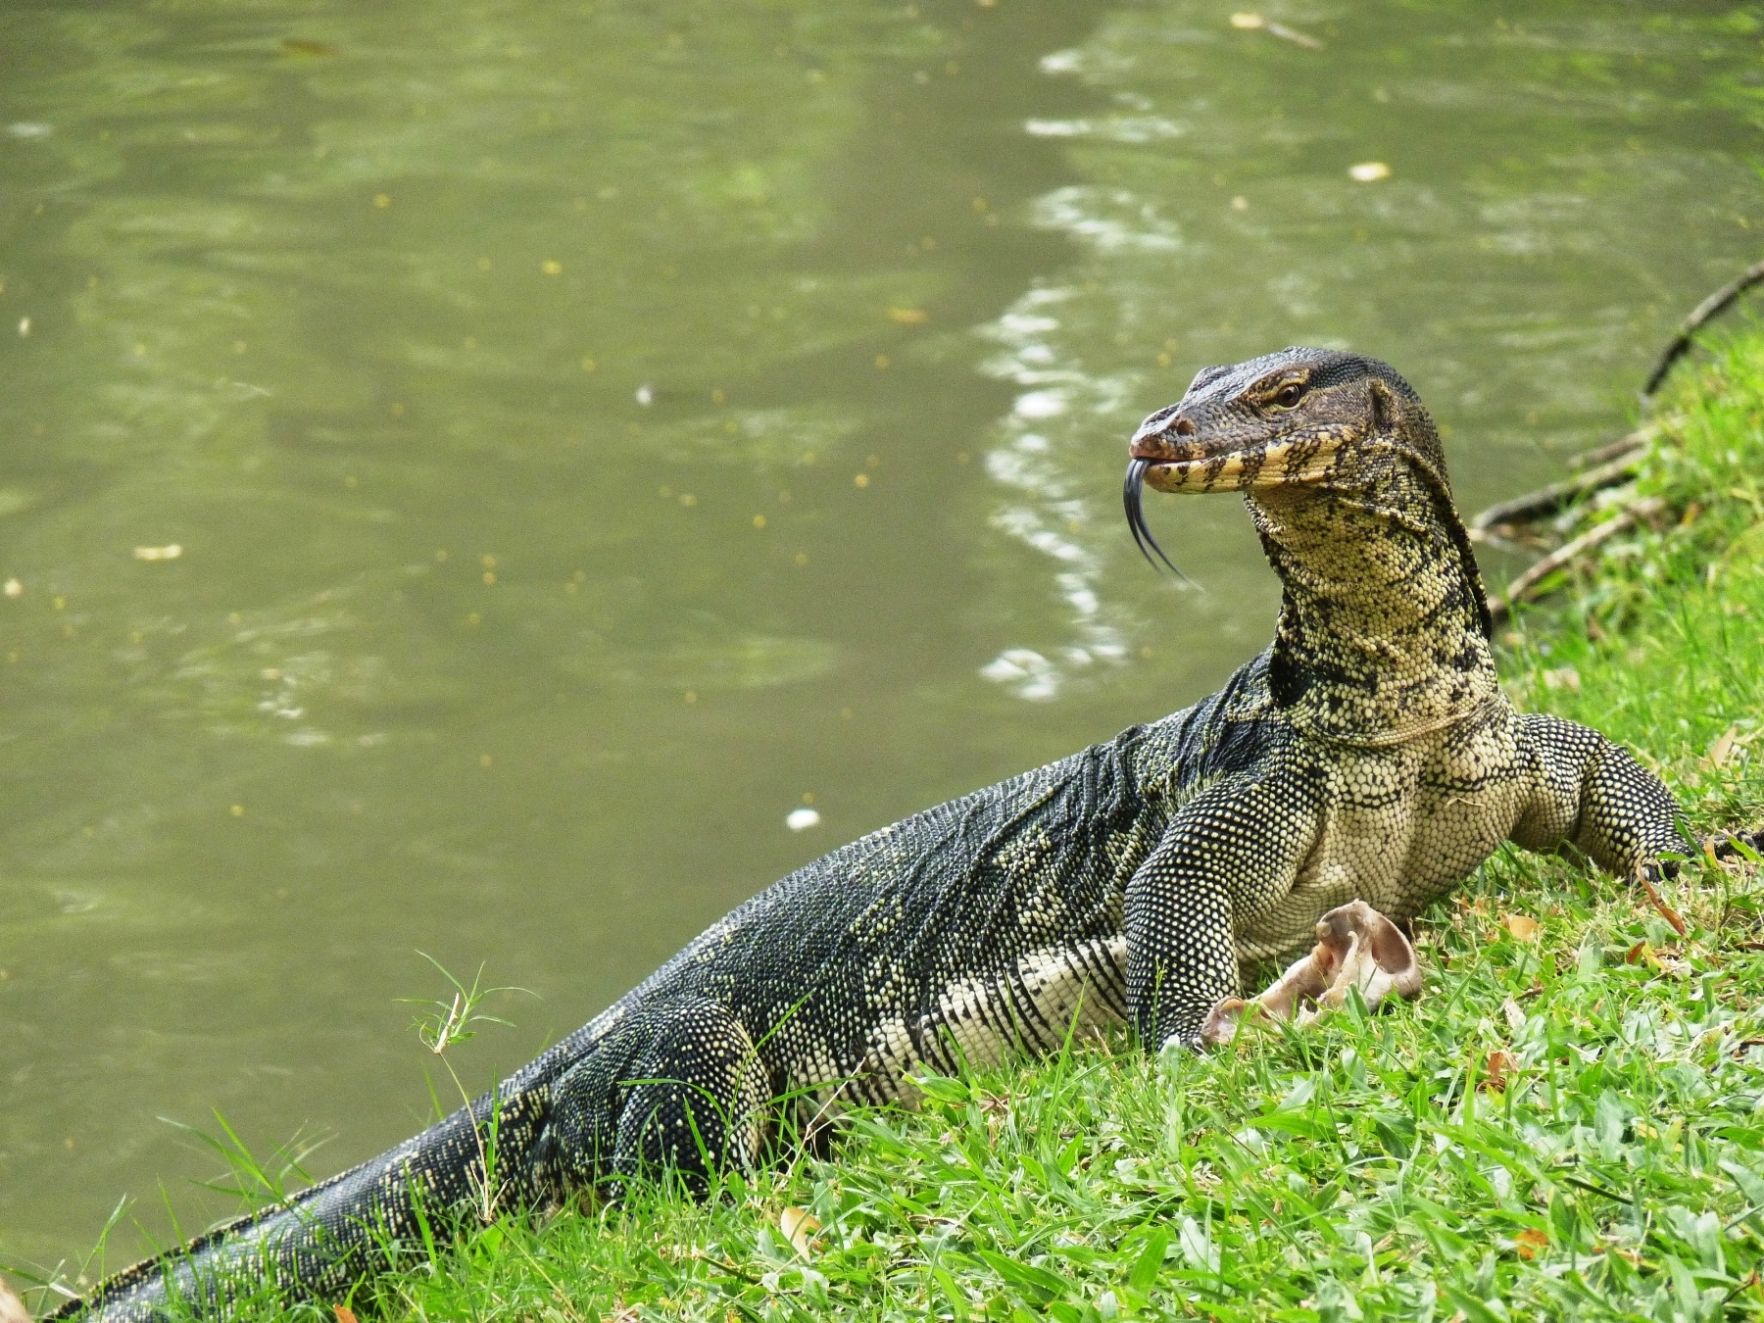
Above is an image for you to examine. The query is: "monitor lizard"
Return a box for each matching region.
[49,346,1754,1320]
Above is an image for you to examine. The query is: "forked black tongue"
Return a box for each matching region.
[1123,457,1189,581]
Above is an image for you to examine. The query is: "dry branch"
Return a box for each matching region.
[1471,257,1761,618]
[1640,256,1764,406]
[1469,448,1647,534]
[1485,497,1665,626]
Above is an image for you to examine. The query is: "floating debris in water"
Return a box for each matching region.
[1229,13,1324,48]
[1348,161,1392,182]
[785,807,821,832]
[132,544,183,562]
[280,38,341,57]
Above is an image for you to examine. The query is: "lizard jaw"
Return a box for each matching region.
[1128,436,1342,494]
[1124,431,1346,576]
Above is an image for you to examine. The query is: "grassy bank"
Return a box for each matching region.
[45,330,1764,1321]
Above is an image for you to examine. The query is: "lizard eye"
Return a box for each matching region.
[1271,382,1306,409]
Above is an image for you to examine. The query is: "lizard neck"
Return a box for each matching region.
[1247,458,1499,744]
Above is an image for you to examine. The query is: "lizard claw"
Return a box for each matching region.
[1200,900,1422,1046]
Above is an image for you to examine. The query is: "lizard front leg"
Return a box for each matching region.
[1509,713,1689,873]
[1511,712,1763,884]
[1126,772,1319,1051]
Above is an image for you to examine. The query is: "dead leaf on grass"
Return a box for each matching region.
[1481,1050,1515,1093]
[780,1205,821,1258]
[1635,871,1688,936]
[1626,940,1662,971]
[1513,1227,1549,1260]
[1500,913,1541,943]
[1705,722,1749,769]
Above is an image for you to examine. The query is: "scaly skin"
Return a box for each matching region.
[49,347,1745,1320]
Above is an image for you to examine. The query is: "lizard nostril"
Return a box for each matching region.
[1172,416,1195,437]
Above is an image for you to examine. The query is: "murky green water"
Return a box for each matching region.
[2,0,1759,1281]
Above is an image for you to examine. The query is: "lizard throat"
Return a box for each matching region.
[1248,470,1499,742]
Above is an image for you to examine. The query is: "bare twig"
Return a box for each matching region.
[1469,449,1646,533]
[1471,260,1762,623]
[1486,497,1665,625]
[1569,423,1658,472]
[1478,258,1762,541]
[1640,256,1764,406]
[1466,523,1550,555]
[1635,867,1689,937]
[1467,423,1662,544]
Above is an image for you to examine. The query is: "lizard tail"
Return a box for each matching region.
[46,1083,551,1321]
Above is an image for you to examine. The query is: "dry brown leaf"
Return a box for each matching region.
[331,1307,360,1323]
[780,1205,821,1258]
[1500,913,1541,943]
[1513,1227,1549,1260]
[1708,723,1743,768]
[1625,940,1687,978]
[1480,1050,1515,1093]
[1636,872,1688,936]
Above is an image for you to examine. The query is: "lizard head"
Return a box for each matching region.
[1122,346,1448,572]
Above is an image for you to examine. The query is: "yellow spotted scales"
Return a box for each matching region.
[53,348,1756,1320]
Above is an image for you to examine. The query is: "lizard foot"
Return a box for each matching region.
[1200,899,1422,1046]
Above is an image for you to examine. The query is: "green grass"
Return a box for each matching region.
[36,330,1764,1321]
